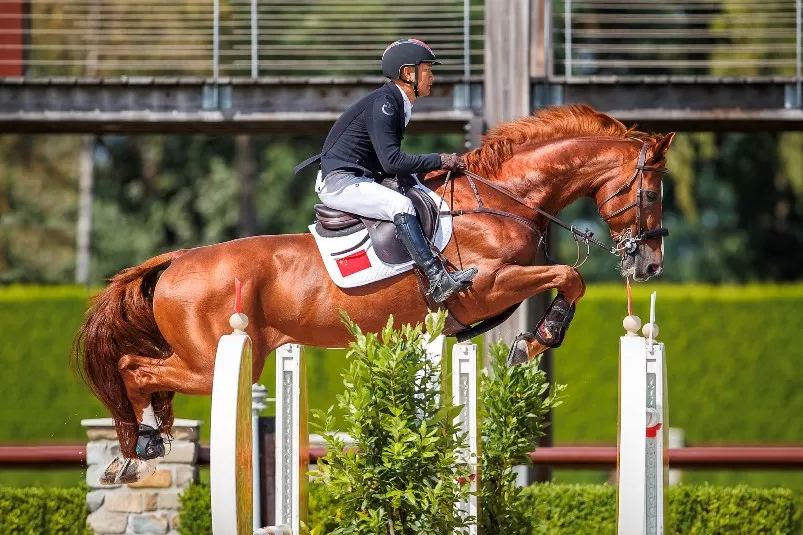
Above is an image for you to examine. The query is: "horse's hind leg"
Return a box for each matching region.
[100,353,213,485]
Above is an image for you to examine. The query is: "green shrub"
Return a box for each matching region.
[480,341,563,534]
[310,311,472,535]
[0,485,89,535]
[308,478,342,534]
[178,482,212,535]
[181,481,803,535]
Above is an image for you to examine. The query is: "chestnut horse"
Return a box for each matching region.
[73,104,674,484]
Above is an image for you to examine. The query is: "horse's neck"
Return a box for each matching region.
[497,143,611,217]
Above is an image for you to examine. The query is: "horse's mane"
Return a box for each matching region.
[463,104,651,176]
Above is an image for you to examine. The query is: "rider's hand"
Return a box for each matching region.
[440,153,466,172]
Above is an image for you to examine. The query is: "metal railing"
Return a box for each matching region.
[2,1,802,106]
[554,0,803,88]
[0,0,484,78]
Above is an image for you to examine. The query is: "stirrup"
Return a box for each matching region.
[450,267,478,285]
[533,293,576,348]
[135,424,165,460]
[426,270,473,303]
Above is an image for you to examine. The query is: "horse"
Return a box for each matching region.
[72,104,674,484]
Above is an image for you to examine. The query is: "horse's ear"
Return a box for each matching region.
[649,132,675,163]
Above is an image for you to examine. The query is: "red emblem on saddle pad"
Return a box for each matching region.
[336,250,372,277]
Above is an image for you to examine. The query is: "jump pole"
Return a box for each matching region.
[617,290,668,535]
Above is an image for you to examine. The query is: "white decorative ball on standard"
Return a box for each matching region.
[642,322,659,339]
[623,315,642,336]
[229,312,249,333]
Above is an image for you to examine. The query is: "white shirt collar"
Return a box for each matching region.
[393,83,413,127]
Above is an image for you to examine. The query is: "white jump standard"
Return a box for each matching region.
[273,343,308,533]
[617,291,668,535]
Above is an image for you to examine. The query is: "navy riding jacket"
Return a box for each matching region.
[297,83,442,179]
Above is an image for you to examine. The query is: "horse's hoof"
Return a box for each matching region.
[98,456,159,485]
[98,456,125,485]
[507,334,532,366]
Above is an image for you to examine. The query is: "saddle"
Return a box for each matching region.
[313,175,441,265]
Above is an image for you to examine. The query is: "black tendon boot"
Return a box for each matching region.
[394,213,477,302]
[136,424,165,460]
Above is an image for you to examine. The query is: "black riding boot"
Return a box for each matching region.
[394,213,477,303]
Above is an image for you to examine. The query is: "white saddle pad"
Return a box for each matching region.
[309,185,453,289]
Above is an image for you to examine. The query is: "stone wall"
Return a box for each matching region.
[82,418,202,535]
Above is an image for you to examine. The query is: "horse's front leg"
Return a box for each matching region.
[486,263,586,364]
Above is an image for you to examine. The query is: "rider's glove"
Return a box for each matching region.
[439,153,467,172]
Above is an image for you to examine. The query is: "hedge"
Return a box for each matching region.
[3,482,797,535]
[0,485,89,535]
[177,481,803,534]
[1,284,802,490]
[523,483,802,534]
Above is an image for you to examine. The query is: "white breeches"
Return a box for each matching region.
[316,170,416,222]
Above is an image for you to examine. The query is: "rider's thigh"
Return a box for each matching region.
[319,175,415,221]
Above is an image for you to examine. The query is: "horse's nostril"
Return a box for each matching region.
[647,263,661,275]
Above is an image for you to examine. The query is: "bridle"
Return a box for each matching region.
[438,139,669,266]
[597,141,669,255]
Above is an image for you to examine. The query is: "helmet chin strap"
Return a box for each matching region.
[400,65,420,97]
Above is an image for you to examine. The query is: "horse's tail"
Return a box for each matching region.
[71,251,183,458]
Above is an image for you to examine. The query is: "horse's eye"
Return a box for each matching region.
[645,191,659,202]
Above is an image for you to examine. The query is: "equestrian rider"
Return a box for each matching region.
[295,39,478,302]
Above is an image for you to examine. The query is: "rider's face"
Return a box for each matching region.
[416,63,434,97]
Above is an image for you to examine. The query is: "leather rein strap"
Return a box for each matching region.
[439,140,668,257]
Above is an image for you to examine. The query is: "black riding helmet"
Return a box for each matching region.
[381,39,441,97]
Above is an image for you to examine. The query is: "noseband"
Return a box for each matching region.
[597,142,669,256]
[441,140,668,261]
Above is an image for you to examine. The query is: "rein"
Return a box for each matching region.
[438,140,669,264]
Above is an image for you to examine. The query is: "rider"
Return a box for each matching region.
[296,39,477,302]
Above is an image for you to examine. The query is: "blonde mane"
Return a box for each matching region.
[463,104,650,176]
